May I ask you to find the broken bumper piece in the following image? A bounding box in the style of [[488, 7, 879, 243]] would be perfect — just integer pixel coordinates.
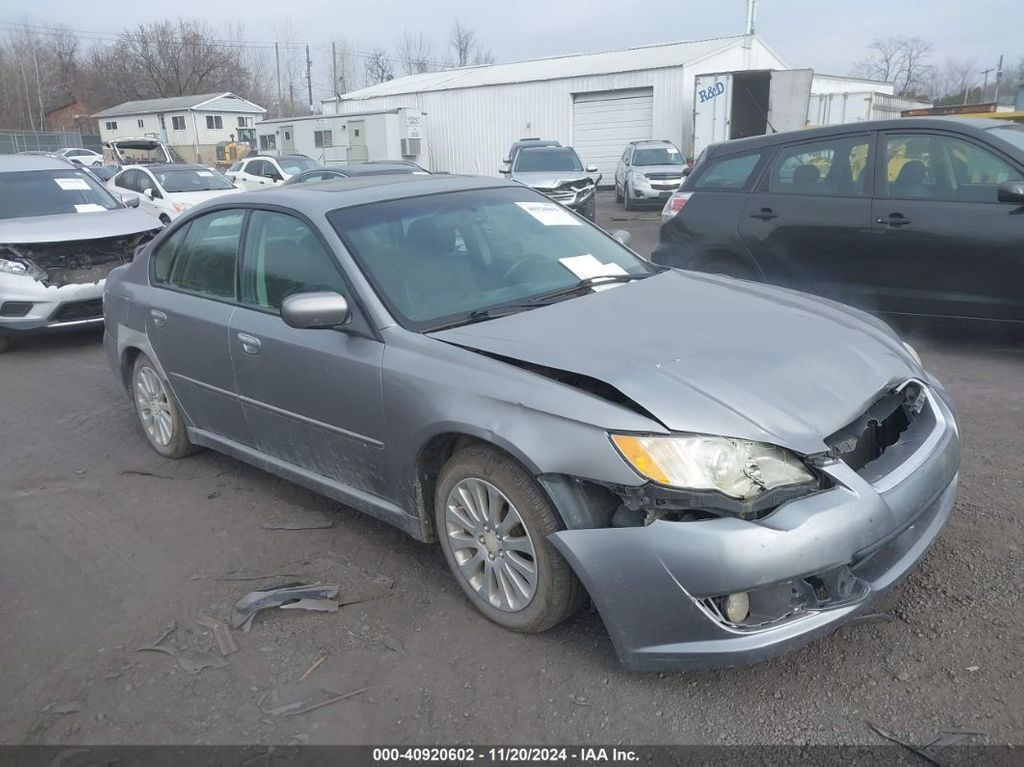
[[549, 390, 960, 671]]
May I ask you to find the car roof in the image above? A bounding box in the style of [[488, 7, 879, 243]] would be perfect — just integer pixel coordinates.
[[332, 163, 419, 175], [128, 163, 211, 172], [630, 139, 675, 146], [0, 154, 80, 172], [709, 117, 1014, 156], [209, 174, 520, 216]]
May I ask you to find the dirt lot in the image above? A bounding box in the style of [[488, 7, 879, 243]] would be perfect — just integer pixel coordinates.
[[1, 191, 1021, 747]]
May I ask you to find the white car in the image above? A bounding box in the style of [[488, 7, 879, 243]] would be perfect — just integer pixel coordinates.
[[107, 164, 244, 223], [226, 154, 322, 190], [55, 147, 105, 167]]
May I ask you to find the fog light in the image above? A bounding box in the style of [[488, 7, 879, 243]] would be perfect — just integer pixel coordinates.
[[724, 592, 750, 623]]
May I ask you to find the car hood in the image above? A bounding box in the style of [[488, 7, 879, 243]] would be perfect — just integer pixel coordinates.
[[634, 164, 686, 177], [169, 187, 245, 206], [511, 171, 595, 189], [430, 270, 918, 455], [0, 208, 160, 244]]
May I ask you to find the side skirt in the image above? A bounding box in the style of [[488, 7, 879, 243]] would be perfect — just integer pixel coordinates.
[[188, 427, 427, 541]]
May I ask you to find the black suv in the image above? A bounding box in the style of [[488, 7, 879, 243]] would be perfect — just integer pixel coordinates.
[[652, 118, 1024, 324]]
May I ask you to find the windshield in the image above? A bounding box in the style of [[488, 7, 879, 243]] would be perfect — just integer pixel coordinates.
[[632, 146, 684, 166], [155, 168, 235, 193], [109, 142, 171, 164], [0, 169, 121, 219], [328, 186, 652, 331], [278, 157, 321, 174], [514, 148, 584, 173], [987, 125, 1024, 152]]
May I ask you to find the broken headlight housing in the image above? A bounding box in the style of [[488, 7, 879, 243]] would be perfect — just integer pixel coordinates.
[[610, 434, 815, 500], [0, 257, 45, 280]]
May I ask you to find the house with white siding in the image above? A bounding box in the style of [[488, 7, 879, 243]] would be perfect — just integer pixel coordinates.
[[93, 93, 266, 164]]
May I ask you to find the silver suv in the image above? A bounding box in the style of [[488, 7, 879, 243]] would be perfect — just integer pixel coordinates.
[[614, 140, 687, 210]]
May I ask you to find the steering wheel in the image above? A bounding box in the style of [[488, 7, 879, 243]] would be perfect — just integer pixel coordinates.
[[501, 253, 550, 285]]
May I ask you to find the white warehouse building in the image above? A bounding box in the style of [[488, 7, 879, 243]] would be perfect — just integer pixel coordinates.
[[322, 34, 908, 180]]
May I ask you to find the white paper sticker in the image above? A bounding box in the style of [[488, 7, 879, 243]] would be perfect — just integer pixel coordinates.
[[55, 177, 91, 191], [74, 203, 106, 213], [197, 170, 215, 177], [558, 254, 629, 287], [515, 201, 581, 226]]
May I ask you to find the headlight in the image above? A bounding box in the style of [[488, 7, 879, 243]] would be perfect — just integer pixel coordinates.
[[172, 202, 191, 214], [0, 258, 29, 275], [629, 171, 647, 185], [610, 434, 815, 499], [903, 342, 922, 367]]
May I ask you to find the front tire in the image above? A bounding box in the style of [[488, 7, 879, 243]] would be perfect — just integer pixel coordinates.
[[131, 353, 195, 459], [0, 334, 9, 354], [623, 182, 635, 211], [615, 183, 624, 204], [435, 444, 584, 633]]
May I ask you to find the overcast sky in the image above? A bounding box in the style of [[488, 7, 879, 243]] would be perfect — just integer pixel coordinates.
[[22, 0, 1024, 91]]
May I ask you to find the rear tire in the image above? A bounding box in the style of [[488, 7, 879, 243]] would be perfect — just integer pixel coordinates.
[[131, 353, 195, 459], [435, 444, 584, 633]]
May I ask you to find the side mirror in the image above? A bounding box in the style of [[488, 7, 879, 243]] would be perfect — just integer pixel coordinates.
[[585, 165, 598, 173], [611, 229, 632, 247], [121, 195, 140, 208], [499, 165, 510, 176], [265, 170, 283, 181], [143, 188, 154, 199], [681, 166, 692, 177], [997, 180, 1024, 204], [281, 291, 349, 329]]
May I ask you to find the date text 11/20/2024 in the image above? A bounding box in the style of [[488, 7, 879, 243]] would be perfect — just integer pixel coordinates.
[[372, 747, 640, 762]]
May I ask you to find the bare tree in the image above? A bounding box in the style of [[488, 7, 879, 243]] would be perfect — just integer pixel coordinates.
[[449, 20, 475, 68], [472, 47, 495, 66], [928, 57, 977, 103], [853, 36, 933, 96], [364, 47, 394, 84], [396, 30, 434, 75]]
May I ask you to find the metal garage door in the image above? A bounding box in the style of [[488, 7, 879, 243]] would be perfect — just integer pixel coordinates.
[[572, 89, 654, 185]]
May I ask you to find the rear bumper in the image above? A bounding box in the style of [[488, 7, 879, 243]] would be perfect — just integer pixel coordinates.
[[549, 388, 960, 671]]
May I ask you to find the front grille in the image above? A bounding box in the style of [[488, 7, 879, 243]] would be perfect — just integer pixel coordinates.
[[1, 301, 32, 317], [542, 190, 575, 203], [52, 298, 104, 322], [826, 384, 924, 472]]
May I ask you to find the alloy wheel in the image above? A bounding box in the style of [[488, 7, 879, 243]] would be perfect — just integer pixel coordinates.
[[445, 478, 538, 612], [134, 365, 175, 447]]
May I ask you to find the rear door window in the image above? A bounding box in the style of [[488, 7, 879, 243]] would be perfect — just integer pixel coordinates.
[[692, 152, 763, 190], [167, 209, 245, 300], [769, 135, 871, 196]]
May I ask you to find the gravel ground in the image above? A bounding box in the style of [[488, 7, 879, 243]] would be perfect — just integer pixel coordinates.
[[0, 191, 1020, 747]]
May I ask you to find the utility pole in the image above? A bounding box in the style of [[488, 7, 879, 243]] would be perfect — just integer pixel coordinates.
[[306, 44, 313, 114], [993, 54, 1004, 104], [33, 49, 46, 131], [275, 42, 283, 119], [981, 67, 994, 101], [332, 41, 339, 101]]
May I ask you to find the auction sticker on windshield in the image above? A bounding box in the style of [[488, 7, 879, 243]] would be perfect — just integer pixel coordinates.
[[197, 170, 215, 177], [516, 201, 581, 226], [54, 178, 91, 191], [559, 253, 628, 281]]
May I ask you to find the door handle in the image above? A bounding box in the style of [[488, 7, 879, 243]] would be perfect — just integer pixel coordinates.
[[237, 332, 261, 355], [750, 208, 778, 221], [150, 309, 167, 327], [877, 213, 912, 227]]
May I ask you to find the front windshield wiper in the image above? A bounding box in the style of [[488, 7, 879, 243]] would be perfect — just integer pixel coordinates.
[[526, 273, 644, 303]]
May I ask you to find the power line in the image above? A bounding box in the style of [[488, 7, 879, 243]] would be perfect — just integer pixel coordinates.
[[0, 18, 458, 68]]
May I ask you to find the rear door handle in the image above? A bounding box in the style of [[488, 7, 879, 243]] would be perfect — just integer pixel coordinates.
[[877, 213, 912, 227], [150, 309, 167, 327], [237, 332, 261, 355], [750, 208, 778, 221]]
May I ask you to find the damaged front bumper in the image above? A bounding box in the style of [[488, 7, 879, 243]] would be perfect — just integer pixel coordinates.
[[548, 388, 960, 671], [0, 273, 106, 334]]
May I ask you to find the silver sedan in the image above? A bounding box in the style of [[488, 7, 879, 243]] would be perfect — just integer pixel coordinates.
[[103, 174, 959, 670]]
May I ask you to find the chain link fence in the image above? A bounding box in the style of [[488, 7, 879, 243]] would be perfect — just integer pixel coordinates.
[[0, 130, 102, 155]]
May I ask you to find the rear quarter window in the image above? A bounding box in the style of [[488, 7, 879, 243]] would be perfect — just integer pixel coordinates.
[[691, 152, 762, 190]]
